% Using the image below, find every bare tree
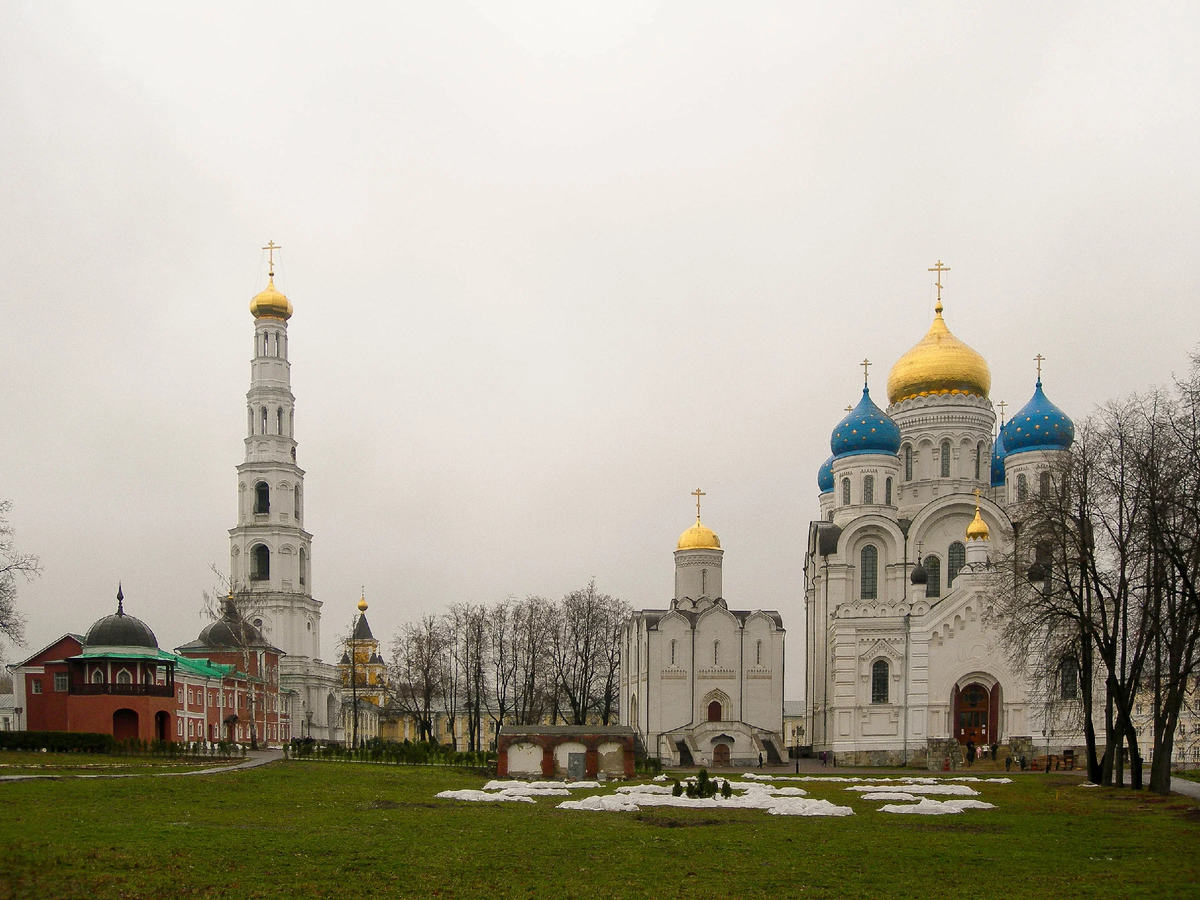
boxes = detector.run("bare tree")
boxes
[486,596,519,744]
[0,500,40,657]
[202,566,273,749]
[548,580,629,725]
[447,602,487,752]
[510,595,553,725]
[388,615,446,743]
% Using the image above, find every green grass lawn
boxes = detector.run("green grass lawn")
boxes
[0,750,240,775]
[0,762,1196,899]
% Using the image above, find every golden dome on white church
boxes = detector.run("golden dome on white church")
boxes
[886,300,990,405]
[677,520,721,551]
[966,506,990,541]
[250,277,293,321]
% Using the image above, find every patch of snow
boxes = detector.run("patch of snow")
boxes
[652,774,668,782]
[564,781,602,790]
[1079,782,1099,788]
[879,798,964,815]
[616,784,674,795]
[767,798,855,817]
[741,773,774,780]
[860,791,920,801]
[985,778,1013,784]
[771,787,809,796]
[499,786,571,797]
[557,795,640,812]
[941,799,996,810]
[437,789,534,803]
[846,783,979,796]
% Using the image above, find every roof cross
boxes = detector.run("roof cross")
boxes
[861,358,872,386]
[928,260,950,312]
[262,240,282,277]
[998,400,1007,424]
[691,488,706,522]
[1034,353,1045,381]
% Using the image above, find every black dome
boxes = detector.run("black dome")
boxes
[196,600,268,649]
[910,561,928,585]
[85,587,158,649]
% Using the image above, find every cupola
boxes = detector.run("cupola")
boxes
[817,455,835,494]
[84,586,159,650]
[887,296,991,404]
[1001,377,1074,456]
[830,386,901,458]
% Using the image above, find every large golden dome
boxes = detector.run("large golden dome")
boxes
[886,301,990,404]
[249,277,293,321]
[677,519,721,551]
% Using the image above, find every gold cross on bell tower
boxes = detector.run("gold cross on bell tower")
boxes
[1034,353,1045,381]
[691,488,706,522]
[262,240,282,277]
[928,260,950,312]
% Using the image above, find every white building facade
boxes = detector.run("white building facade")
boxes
[621,508,786,767]
[805,279,1079,768]
[229,257,342,741]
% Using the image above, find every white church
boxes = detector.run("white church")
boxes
[804,265,1077,767]
[620,493,786,768]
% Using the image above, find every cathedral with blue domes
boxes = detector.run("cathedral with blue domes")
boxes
[804,264,1078,767]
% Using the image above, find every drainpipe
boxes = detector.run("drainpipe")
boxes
[902,613,911,766]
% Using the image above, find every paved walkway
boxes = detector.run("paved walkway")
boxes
[0,748,283,783]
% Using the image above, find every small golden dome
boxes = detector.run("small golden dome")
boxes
[966,507,990,542]
[677,520,721,551]
[357,595,368,612]
[250,278,293,321]
[886,302,990,404]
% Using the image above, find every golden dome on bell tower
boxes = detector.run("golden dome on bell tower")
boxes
[676,487,721,550]
[249,240,293,321]
[886,262,990,404]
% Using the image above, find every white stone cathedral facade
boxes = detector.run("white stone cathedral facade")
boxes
[620,505,786,767]
[804,272,1078,767]
[229,259,342,741]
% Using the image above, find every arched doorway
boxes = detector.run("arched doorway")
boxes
[713,743,731,766]
[154,711,170,742]
[707,700,722,722]
[954,682,998,746]
[113,709,139,741]
[225,714,239,742]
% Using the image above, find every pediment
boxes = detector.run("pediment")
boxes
[859,638,903,662]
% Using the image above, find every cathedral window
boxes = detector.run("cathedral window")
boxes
[863,475,875,505]
[755,639,763,666]
[273,333,280,356]
[277,407,284,435]
[841,478,851,506]
[92,669,103,684]
[117,669,132,685]
[294,485,302,522]
[261,406,268,434]
[261,333,268,356]
[289,409,295,436]
[871,660,889,704]
[713,640,720,666]
[255,481,270,514]
[670,639,677,666]
[299,548,307,586]
[860,545,878,599]
[904,445,913,481]
[1040,471,1051,497]
[701,569,708,596]
[708,700,722,722]
[948,542,966,587]
[924,555,942,597]
[975,444,982,480]
[251,544,270,581]
[1017,473,1028,501]
[1060,657,1079,700]
[885,477,892,506]
[940,441,951,478]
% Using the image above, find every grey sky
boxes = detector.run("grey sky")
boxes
[3,2,1198,699]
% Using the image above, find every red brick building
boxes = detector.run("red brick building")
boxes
[11,589,289,745]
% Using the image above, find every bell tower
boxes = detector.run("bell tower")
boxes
[227,242,322,666]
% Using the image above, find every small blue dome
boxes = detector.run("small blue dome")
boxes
[831,386,901,459]
[990,428,1007,487]
[1002,380,1075,456]
[817,455,835,493]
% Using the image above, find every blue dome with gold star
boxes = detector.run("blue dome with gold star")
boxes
[831,386,901,459]
[1002,380,1074,456]
[817,455,835,493]
[990,428,1007,487]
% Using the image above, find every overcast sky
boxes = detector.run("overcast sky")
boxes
[3,2,1198,699]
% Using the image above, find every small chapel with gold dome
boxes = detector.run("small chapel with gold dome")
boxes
[619,490,787,767]
[804,262,1077,767]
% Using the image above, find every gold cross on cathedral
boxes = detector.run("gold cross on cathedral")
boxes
[973,487,983,508]
[691,488,706,521]
[998,400,1007,424]
[861,358,872,386]
[928,259,950,310]
[1034,353,1045,381]
[262,240,282,277]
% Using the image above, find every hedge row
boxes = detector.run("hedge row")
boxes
[0,731,116,753]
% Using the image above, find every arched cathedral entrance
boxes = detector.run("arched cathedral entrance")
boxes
[953,681,1000,746]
